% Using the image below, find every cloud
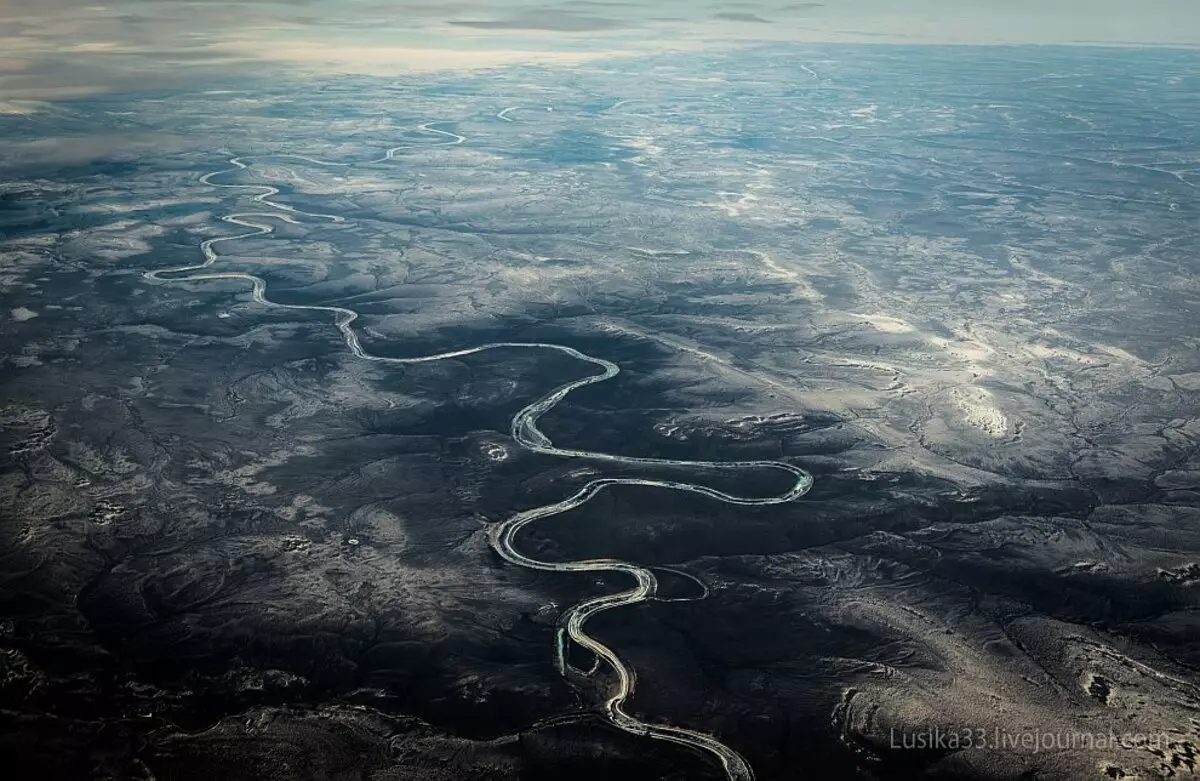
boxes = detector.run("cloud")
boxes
[448,10,630,32]
[713,11,772,23]
[359,2,478,17]
[1,0,1198,99]
[204,40,629,74]
[0,132,204,171]
[0,99,53,115]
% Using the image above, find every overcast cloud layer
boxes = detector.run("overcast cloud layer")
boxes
[0,0,1197,97]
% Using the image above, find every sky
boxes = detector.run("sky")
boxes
[0,0,1198,98]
